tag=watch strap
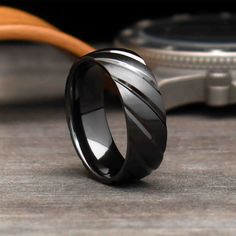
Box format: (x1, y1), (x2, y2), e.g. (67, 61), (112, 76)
(0, 6), (95, 57)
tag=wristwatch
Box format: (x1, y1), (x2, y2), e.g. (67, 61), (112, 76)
(115, 14), (236, 110)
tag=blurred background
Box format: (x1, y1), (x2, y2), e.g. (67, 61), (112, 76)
(1, 0), (233, 43)
(0, 0), (235, 105)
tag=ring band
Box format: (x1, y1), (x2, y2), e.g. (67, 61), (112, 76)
(65, 49), (167, 184)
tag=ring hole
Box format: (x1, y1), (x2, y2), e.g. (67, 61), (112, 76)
(73, 60), (127, 177)
(104, 90), (127, 158)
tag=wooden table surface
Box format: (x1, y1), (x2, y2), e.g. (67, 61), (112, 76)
(0, 44), (235, 236)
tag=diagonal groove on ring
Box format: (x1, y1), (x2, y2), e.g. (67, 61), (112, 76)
(127, 142), (154, 174)
(124, 105), (165, 156)
(113, 77), (166, 125)
(96, 57), (160, 93)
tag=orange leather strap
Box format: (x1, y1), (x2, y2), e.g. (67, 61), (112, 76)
(0, 6), (95, 57)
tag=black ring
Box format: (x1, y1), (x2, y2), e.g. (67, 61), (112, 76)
(65, 48), (167, 184)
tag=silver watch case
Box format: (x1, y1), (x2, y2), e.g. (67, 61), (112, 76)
(115, 14), (236, 110)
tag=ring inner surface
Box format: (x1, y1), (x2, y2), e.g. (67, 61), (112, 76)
(74, 60), (125, 178)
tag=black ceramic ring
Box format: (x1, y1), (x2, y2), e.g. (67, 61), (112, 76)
(65, 48), (167, 184)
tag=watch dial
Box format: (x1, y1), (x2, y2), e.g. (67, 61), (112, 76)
(119, 14), (236, 51)
(146, 15), (236, 43)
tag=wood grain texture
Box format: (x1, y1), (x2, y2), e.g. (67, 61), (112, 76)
(0, 44), (236, 236)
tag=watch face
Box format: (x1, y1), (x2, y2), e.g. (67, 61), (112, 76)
(117, 14), (236, 51)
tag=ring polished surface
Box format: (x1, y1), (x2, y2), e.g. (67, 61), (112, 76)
(65, 49), (167, 184)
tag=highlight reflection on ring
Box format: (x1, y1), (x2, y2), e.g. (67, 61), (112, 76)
(87, 138), (110, 160)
